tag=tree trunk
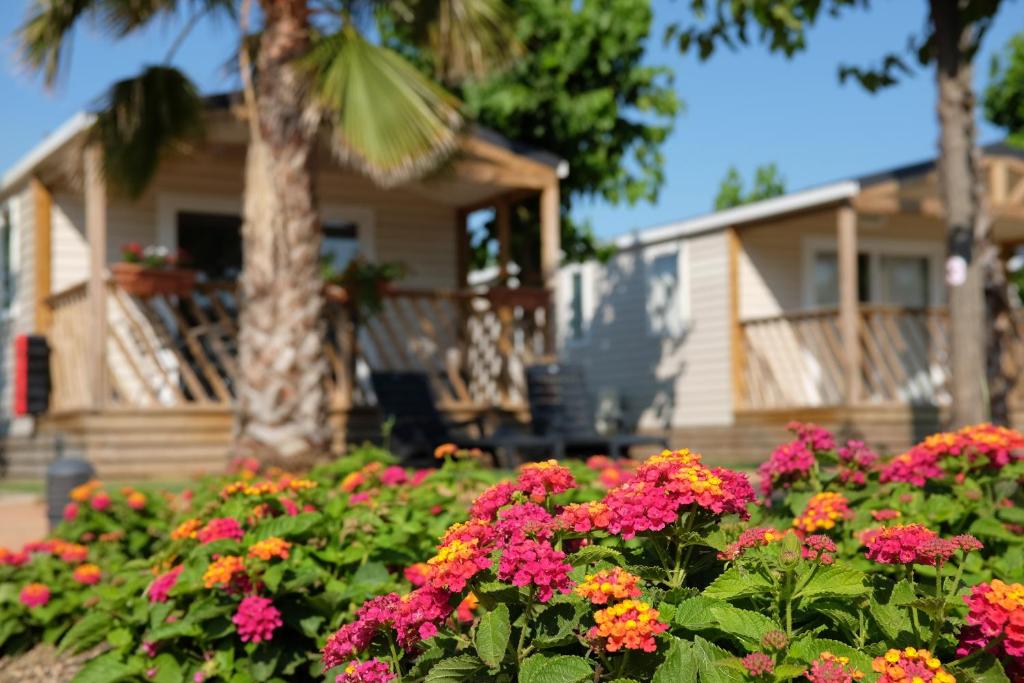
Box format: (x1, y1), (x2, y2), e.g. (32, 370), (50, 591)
(235, 0), (328, 465)
(930, 0), (1002, 427)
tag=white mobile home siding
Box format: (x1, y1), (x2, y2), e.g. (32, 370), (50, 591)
(558, 230), (733, 430)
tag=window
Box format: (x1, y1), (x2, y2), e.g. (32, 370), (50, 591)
(1, 204), (13, 313)
(646, 247), (688, 337)
(812, 251), (871, 306)
(570, 271), (584, 340)
(879, 255), (930, 308)
(805, 238), (940, 308)
(322, 221), (360, 272)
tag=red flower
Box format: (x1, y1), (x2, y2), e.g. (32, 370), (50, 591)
(233, 595), (282, 643)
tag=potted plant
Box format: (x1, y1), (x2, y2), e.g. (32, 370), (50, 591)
(111, 243), (196, 297)
(323, 258), (407, 316)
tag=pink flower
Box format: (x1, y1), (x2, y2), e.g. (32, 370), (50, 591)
(602, 482), (680, 539)
(279, 496), (299, 516)
(837, 440), (878, 486)
(515, 461), (577, 502)
(958, 580), (1024, 662)
(148, 565), (184, 603)
(379, 466), (407, 487)
(197, 517), (244, 544)
(19, 583), (50, 608)
(323, 594), (401, 667)
(788, 421), (836, 451)
(232, 596), (283, 643)
(742, 652), (775, 677)
(469, 481), (518, 520)
(863, 524), (938, 564)
(392, 587), (453, 650)
(335, 658), (396, 683)
(805, 652), (864, 682)
(494, 503), (553, 543)
(497, 538), (573, 603)
(759, 440), (815, 498)
(718, 527), (784, 561)
(63, 502), (79, 522)
(348, 492), (372, 506)
(403, 563), (429, 587)
(90, 492), (111, 511)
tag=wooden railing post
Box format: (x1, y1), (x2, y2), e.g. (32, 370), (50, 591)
(84, 144), (108, 409)
(727, 227), (746, 409)
(539, 181), (560, 354)
(31, 177), (52, 333)
(837, 202), (861, 405)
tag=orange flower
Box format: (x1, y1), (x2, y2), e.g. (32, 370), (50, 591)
(587, 599), (669, 652)
(203, 555), (246, 589)
(248, 537), (292, 561)
(793, 492), (853, 533)
(69, 480), (101, 503)
(576, 567), (643, 605)
(171, 518), (202, 541)
(871, 647), (954, 683)
(72, 563), (102, 585)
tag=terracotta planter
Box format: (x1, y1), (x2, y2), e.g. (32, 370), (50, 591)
(111, 262), (197, 298)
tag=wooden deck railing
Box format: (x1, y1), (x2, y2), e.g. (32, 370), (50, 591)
(739, 305), (951, 410)
(46, 280), (553, 413)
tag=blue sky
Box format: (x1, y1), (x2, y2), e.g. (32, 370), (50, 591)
(1, 1), (1023, 240)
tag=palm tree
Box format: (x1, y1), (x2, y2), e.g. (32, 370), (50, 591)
(18, 0), (515, 465)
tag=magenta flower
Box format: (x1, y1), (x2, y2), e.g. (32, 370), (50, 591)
(148, 565), (184, 604)
(197, 517), (244, 544)
(497, 538), (573, 603)
(232, 596), (283, 643)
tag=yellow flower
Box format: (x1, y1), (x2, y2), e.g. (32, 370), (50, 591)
(248, 537), (291, 561)
(203, 555), (245, 589)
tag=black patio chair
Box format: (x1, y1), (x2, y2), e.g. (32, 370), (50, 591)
(525, 362), (669, 460)
(370, 370), (559, 468)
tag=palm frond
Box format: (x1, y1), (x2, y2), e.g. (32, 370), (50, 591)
(19, 0), (96, 87)
(398, 0), (520, 83)
(90, 65), (205, 197)
(303, 28), (464, 187)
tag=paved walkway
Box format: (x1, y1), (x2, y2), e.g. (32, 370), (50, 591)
(0, 493), (48, 548)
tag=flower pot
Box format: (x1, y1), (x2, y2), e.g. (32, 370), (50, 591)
(111, 263), (197, 298)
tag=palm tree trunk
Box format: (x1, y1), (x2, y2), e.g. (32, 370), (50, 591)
(930, 0), (1002, 427)
(235, 0), (328, 464)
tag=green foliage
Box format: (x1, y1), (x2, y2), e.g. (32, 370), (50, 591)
(713, 164), (786, 210)
(387, 0), (680, 271)
(665, 1), (1005, 93)
(985, 32), (1024, 148)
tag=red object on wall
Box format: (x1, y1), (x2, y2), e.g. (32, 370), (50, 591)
(13, 334), (49, 416)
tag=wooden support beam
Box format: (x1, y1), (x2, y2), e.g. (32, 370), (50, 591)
(540, 181), (561, 355)
(837, 203), (861, 406)
(31, 177), (52, 333)
(84, 144), (109, 409)
(455, 208), (469, 289)
(539, 181), (560, 291)
(496, 199), (511, 282)
(727, 227), (746, 410)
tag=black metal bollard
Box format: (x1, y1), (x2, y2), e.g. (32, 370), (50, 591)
(46, 436), (95, 529)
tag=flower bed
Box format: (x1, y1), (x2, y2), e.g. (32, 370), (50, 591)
(1, 427), (1023, 682)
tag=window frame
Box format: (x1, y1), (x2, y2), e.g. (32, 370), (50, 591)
(561, 260), (597, 347)
(0, 199), (19, 320)
(643, 240), (691, 338)
(801, 235), (944, 309)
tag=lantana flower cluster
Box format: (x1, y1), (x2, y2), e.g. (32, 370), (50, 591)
(759, 422), (834, 498)
(585, 455), (639, 488)
(586, 599), (669, 653)
(836, 440), (879, 486)
(958, 580), (1024, 665)
(862, 523), (982, 566)
(805, 651), (864, 683)
(871, 647), (954, 683)
(575, 567), (643, 605)
(792, 492), (852, 534)
(880, 423), (1024, 485)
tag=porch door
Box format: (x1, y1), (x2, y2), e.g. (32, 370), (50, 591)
(177, 212), (242, 280)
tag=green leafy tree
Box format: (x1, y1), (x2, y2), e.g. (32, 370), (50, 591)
(389, 0), (680, 275)
(985, 32), (1024, 147)
(714, 163), (786, 210)
(18, 0), (514, 463)
(667, 0), (1011, 426)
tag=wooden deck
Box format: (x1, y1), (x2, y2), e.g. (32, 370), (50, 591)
(2, 281), (551, 478)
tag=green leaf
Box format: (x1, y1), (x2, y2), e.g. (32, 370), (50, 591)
(795, 566), (867, 601)
(151, 654), (183, 683)
(568, 545), (625, 567)
(71, 652), (140, 683)
(519, 654), (593, 683)
(969, 517), (1022, 543)
(58, 612), (110, 654)
(475, 604), (511, 668)
(709, 605), (782, 647)
(653, 637), (696, 683)
(691, 636), (744, 683)
(426, 655), (485, 682)
(676, 596), (728, 630)
(249, 512), (322, 541)
(773, 663), (807, 682)
(703, 567), (772, 601)
(947, 653), (1011, 683)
